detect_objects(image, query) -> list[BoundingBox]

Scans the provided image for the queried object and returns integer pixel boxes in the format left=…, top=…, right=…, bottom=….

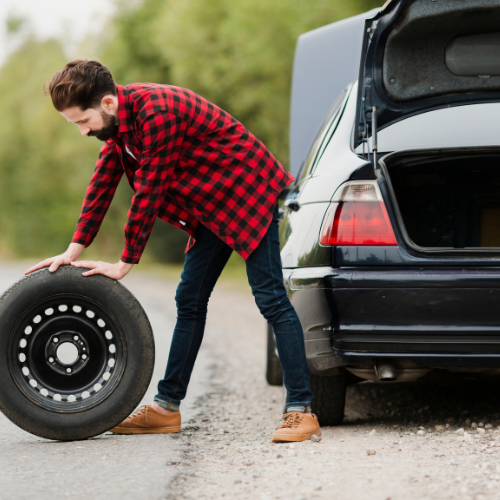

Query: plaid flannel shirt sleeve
left=121, top=112, right=182, bottom=264
left=72, top=140, right=124, bottom=248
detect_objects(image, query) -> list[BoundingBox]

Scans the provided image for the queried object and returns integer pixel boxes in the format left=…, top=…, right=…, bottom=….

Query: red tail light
left=320, top=182, right=397, bottom=246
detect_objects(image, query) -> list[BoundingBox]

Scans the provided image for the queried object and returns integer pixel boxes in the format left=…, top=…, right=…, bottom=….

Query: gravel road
left=2, top=262, right=500, bottom=500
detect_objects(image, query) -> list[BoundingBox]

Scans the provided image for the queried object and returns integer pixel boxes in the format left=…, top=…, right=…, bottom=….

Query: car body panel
left=280, top=202, right=331, bottom=268
left=329, top=268, right=500, bottom=354
left=285, top=266, right=500, bottom=373
left=283, top=267, right=344, bottom=374
left=334, top=246, right=414, bottom=266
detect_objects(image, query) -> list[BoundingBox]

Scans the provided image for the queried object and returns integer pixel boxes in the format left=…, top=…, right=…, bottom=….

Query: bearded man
left=26, top=60, right=320, bottom=442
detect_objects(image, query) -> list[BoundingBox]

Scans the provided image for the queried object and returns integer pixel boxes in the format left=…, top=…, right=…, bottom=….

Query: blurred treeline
left=0, top=0, right=379, bottom=264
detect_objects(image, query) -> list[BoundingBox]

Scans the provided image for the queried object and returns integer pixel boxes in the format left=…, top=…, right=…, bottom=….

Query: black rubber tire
left=265, top=324, right=283, bottom=386
left=0, top=266, right=155, bottom=441
left=310, top=369, right=347, bottom=426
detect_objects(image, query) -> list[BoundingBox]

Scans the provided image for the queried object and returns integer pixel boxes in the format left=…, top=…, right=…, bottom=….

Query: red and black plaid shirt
left=72, top=84, right=294, bottom=264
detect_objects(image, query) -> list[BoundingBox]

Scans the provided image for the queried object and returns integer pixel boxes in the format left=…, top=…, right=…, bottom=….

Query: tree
left=0, top=39, right=104, bottom=259
left=0, top=0, right=381, bottom=263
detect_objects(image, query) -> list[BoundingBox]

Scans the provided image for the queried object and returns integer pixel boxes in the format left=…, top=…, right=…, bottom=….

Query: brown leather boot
left=110, top=405, right=181, bottom=434
left=272, top=412, right=321, bottom=442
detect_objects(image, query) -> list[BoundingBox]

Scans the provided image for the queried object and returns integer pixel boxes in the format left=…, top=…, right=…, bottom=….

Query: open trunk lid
left=355, top=0, right=500, bottom=150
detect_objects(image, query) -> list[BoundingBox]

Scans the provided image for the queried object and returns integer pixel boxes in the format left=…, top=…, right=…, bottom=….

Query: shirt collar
left=116, top=85, right=134, bottom=135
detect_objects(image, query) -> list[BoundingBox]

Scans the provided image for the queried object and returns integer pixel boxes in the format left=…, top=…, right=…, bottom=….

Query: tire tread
left=266, top=325, right=283, bottom=386
left=310, top=370, right=346, bottom=426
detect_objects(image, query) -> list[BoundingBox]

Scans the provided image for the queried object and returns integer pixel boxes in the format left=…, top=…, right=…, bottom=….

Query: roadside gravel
left=159, top=273, right=500, bottom=500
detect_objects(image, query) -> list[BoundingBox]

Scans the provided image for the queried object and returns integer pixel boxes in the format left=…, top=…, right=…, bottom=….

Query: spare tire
left=0, top=266, right=155, bottom=441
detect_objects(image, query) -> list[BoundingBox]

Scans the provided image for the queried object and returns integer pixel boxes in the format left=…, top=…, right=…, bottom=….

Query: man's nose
left=78, top=125, right=91, bottom=136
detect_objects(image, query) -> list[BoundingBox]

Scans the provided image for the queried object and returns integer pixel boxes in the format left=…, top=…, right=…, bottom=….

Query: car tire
left=0, top=266, right=155, bottom=441
left=310, top=369, right=346, bottom=426
left=281, top=370, right=346, bottom=426
left=266, top=324, right=283, bottom=386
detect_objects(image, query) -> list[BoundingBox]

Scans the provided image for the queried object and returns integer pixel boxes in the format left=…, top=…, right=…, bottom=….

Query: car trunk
left=383, top=150, right=500, bottom=250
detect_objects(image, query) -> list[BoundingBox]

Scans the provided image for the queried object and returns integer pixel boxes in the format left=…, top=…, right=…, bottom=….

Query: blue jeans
left=154, top=204, right=314, bottom=412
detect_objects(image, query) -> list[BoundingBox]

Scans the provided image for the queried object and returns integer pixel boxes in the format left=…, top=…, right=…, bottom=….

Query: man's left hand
left=71, top=260, right=134, bottom=280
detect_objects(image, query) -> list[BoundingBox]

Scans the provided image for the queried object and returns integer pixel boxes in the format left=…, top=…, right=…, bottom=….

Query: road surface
left=2, top=262, right=500, bottom=500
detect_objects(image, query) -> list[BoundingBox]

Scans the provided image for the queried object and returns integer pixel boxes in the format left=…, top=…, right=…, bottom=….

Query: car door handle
left=284, top=199, right=301, bottom=212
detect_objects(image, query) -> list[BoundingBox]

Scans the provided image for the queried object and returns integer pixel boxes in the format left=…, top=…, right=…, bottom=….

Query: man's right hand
left=25, top=243, right=85, bottom=275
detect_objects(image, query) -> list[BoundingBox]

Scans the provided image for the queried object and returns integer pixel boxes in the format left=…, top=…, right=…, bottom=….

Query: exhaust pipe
left=375, top=362, right=397, bottom=382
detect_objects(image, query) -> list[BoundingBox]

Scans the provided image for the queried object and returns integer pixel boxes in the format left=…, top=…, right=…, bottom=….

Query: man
left=26, top=60, right=320, bottom=442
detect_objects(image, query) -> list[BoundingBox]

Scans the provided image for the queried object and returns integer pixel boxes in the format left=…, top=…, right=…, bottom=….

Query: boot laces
left=278, top=412, right=303, bottom=429
left=128, top=405, right=149, bottom=420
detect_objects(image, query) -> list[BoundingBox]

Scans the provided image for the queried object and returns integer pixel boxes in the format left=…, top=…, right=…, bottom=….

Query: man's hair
left=46, top=60, right=117, bottom=112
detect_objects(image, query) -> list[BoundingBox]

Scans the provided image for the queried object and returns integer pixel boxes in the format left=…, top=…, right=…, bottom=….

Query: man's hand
left=70, top=260, right=134, bottom=280
left=25, top=243, right=85, bottom=275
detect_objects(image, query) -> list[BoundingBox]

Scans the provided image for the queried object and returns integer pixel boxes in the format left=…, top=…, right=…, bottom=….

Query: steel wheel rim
left=8, top=294, right=127, bottom=413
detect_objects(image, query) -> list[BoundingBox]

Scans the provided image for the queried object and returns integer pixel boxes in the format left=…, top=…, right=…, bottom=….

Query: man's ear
left=101, top=95, right=116, bottom=112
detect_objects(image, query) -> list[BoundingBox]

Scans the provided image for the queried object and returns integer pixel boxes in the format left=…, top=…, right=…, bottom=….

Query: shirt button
left=134, top=254, right=138, bottom=257
left=129, top=126, right=133, bottom=130
left=141, top=233, right=146, bottom=237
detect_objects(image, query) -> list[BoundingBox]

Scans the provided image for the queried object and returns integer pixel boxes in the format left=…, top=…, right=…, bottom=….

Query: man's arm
left=68, top=114, right=182, bottom=279
left=28, top=113, right=182, bottom=279
left=72, top=140, right=124, bottom=248
left=64, top=113, right=183, bottom=279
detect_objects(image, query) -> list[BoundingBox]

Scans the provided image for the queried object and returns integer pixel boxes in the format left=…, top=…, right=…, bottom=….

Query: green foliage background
left=0, top=0, right=379, bottom=264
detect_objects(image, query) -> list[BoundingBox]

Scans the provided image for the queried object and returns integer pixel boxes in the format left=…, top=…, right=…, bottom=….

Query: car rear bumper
left=285, top=266, right=500, bottom=373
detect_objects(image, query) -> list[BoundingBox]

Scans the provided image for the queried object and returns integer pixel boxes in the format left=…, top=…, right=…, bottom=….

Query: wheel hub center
left=46, top=332, right=90, bottom=375
left=56, top=342, right=79, bottom=365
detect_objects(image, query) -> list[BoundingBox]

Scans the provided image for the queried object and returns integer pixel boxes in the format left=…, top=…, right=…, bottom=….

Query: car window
left=310, top=87, right=352, bottom=177
left=295, top=87, right=349, bottom=184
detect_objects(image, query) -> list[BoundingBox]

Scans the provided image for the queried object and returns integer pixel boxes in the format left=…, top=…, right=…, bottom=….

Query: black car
left=266, top=0, right=500, bottom=425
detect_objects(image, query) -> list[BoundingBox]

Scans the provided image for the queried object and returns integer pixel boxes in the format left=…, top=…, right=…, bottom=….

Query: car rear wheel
left=310, top=369, right=346, bottom=426
left=0, top=266, right=155, bottom=441
left=282, top=369, right=346, bottom=426
left=266, top=325, right=283, bottom=386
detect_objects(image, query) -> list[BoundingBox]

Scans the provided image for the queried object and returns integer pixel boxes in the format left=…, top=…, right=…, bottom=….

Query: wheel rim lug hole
left=53, top=338, right=58, bottom=343
left=66, top=368, right=71, bottom=374
left=49, top=357, right=54, bottom=363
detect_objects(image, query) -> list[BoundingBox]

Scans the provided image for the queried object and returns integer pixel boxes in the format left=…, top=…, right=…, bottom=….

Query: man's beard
left=88, top=111, right=117, bottom=142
